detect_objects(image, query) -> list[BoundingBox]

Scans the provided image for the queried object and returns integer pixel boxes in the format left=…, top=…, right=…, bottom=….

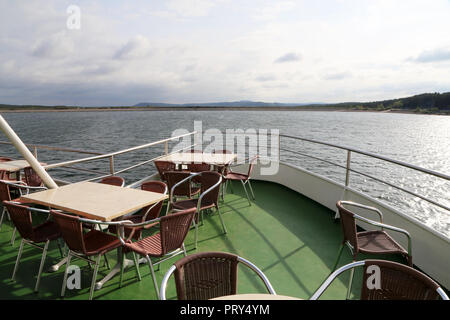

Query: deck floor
left=0, top=180, right=405, bottom=300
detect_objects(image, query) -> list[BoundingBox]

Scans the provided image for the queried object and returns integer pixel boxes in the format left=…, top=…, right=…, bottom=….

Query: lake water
left=1, top=110, right=449, bottom=237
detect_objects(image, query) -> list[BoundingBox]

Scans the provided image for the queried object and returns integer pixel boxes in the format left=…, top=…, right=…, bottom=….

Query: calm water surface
left=1, top=110, right=449, bottom=237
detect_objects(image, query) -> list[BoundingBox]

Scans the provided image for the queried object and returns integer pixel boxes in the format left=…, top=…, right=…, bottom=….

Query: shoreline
left=0, top=106, right=448, bottom=115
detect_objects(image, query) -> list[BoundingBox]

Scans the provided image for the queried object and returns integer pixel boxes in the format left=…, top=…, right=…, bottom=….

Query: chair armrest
left=170, top=172, right=201, bottom=204
left=237, top=256, right=276, bottom=295
left=160, top=265, right=177, bottom=300
left=354, top=214, right=412, bottom=255
left=340, top=201, right=383, bottom=223
left=116, top=218, right=161, bottom=245
left=197, top=175, right=222, bottom=212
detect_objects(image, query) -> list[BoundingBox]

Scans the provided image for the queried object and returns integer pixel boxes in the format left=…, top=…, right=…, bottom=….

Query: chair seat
left=357, top=231, right=408, bottom=255
left=124, top=233, right=162, bottom=257
left=83, top=230, right=121, bottom=256
left=172, top=198, right=215, bottom=211
left=31, top=220, right=61, bottom=243
left=223, top=172, right=248, bottom=181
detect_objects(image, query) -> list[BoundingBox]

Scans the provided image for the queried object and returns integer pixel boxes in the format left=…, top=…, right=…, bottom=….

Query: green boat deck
left=0, top=180, right=406, bottom=300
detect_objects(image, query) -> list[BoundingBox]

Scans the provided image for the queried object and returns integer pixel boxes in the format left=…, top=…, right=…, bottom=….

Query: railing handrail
left=280, top=134, right=450, bottom=181
left=0, top=140, right=103, bottom=155
left=43, top=131, right=196, bottom=170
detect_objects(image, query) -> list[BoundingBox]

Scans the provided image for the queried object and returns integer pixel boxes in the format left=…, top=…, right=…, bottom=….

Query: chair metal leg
left=146, top=256, right=159, bottom=298
left=34, top=240, right=49, bottom=292
left=194, top=218, right=199, bottom=249
left=331, top=243, right=345, bottom=272
left=10, top=227, right=16, bottom=246
left=247, top=180, right=255, bottom=200
left=240, top=180, right=252, bottom=206
left=119, top=252, right=126, bottom=287
left=11, top=238, right=25, bottom=281
left=61, top=252, right=73, bottom=297
left=216, top=207, right=227, bottom=234
left=346, top=260, right=356, bottom=300
left=132, top=251, right=142, bottom=281
left=0, top=207, right=6, bottom=231
left=182, top=243, right=187, bottom=256
left=89, top=255, right=102, bottom=300
left=104, top=254, right=110, bottom=270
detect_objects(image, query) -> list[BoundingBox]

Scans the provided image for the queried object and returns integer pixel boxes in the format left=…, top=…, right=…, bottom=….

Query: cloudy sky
left=1, top=0, right=450, bottom=106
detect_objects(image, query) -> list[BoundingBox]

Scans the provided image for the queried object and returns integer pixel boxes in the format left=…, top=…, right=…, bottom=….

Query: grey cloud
left=113, top=35, right=151, bottom=60
left=255, top=74, right=276, bottom=82
left=274, top=52, right=301, bottom=63
left=31, top=33, right=75, bottom=59
left=412, top=48, right=450, bottom=63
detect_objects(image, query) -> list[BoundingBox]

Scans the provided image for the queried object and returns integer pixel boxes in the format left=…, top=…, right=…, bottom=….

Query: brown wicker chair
left=0, top=180, right=46, bottom=245
left=23, top=166, right=44, bottom=187
left=223, top=155, right=258, bottom=205
left=165, top=171, right=200, bottom=213
left=154, top=160, right=177, bottom=182
left=50, top=210, right=123, bottom=300
left=170, top=171, right=226, bottom=248
left=334, top=200, right=413, bottom=299
left=0, top=157, right=14, bottom=181
left=160, top=251, right=276, bottom=300
left=310, top=260, right=449, bottom=300
left=108, top=181, right=167, bottom=240
left=100, top=176, right=125, bottom=187
left=118, top=207, right=197, bottom=297
left=187, top=162, right=211, bottom=184
left=3, top=201, right=63, bottom=292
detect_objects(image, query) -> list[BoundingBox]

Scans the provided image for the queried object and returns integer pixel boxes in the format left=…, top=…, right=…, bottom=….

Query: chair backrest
left=23, top=167, right=44, bottom=187
left=199, top=171, right=221, bottom=207
left=361, top=260, right=443, bottom=300
left=100, top=176, right=125, bottom=187
left=187, top=163, right=210, bottom=183
left=139, top=181, right=167, bottom=221
left=0, top=180, right=12, bottom=202
left=166, top=171, right=193, bottom=197
left=0, top=157, right=13, bottom=162
left=336, top=201, right=359, bottom=252
left=154, top=161, right=177, bottom=181
left=159, top=208, right=196, bottom=255
left=173, top=251, right=239, bottom=300
left=50, top=210, right=86, bottom=254
left=3, top=201, right=34, bottom=240
left=188, top=149, right=202, bottom=153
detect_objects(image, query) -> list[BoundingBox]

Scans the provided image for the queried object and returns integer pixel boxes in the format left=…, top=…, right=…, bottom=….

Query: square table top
left=0, top=160, right=46, bottom=172
left=157, top=152, right=237, bottom=166
left=20, top=181, right=168, bottom=222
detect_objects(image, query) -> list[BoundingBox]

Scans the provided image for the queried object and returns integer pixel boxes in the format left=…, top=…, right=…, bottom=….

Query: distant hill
left=133, top=101, right=322, bottom=107
left=1, top=92, right=449, bottom=114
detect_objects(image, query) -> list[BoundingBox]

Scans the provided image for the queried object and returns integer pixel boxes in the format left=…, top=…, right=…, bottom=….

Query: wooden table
left=20, top=181, right=168, bottom=289
left=20, top=181, right=167, bottom=222
left=158, top=152, right=237, bottom=166
left=0, top=160, right=38, bottom=172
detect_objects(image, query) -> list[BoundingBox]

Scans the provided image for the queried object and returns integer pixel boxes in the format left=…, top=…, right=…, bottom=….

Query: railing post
left=33, top=146, right=38, bottom=160
left=109, top=155, right=115, bottom=175
left=345, top=150, right=351, bottom=187
left=165, top=141, right=168, bottom=155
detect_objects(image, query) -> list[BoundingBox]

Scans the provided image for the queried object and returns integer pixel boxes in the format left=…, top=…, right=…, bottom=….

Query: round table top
left=211, top=293, right=303, bottom=300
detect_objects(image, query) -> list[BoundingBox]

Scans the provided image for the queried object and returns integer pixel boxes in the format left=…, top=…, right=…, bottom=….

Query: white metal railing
left=279, top=134, right=450, bottom=213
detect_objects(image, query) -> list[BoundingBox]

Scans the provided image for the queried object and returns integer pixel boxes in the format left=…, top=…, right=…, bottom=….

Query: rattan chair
left=187, top=162, right=211, bottom=184
left=118, top=207, right=197, bottom=297
left=3, top=201, right=63, bottom=292
left=108, top=181, right=167, bottom=240
left=334, top=200, right=413, bottom=299
left=0, top=180, right=47, bottom=245
left=100, top=176, right=125, bottom=187
left=23, top=166, right=44, bottom=187
left=310, top=260, right=449, bottom=300
left=154, top=160, right=177, bottom=182
left=165, top=171, right=200, bottom=213
left=50, top=210, right=124, bottom=300
left=160, top=251, right=276, bottom=300
left=170, top=171, right=226, bottom=248
left=223, top=155, right=258, bottom=205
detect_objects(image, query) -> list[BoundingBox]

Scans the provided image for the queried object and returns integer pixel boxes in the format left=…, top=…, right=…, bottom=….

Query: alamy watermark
left=170, top=121, right=280, bottom=176
left=66, top=5, right=81, bottom=30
